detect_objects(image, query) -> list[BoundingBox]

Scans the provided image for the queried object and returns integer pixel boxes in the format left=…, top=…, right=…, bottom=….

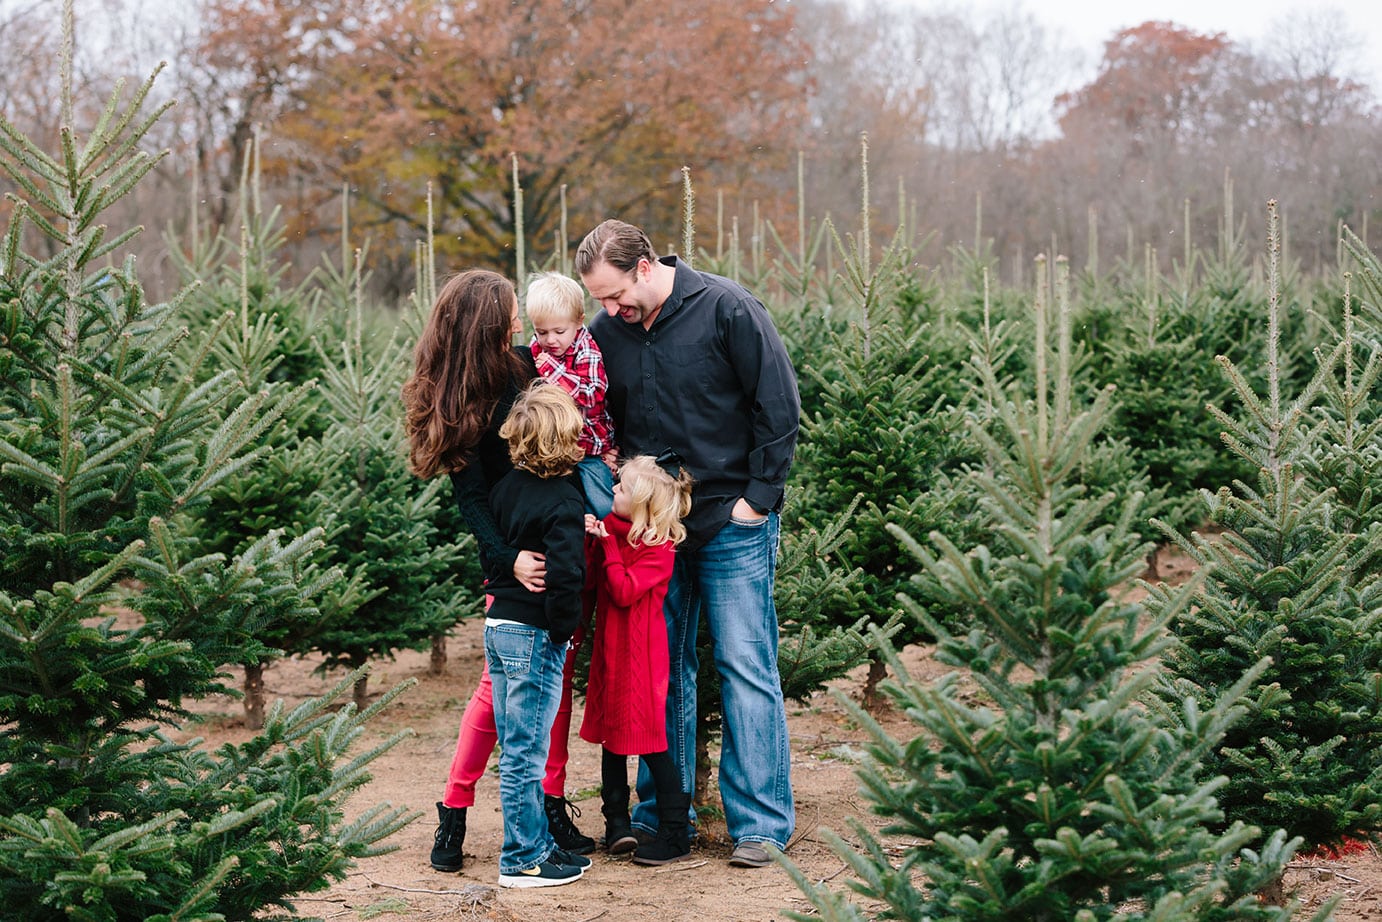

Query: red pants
left=442, top=623, right=581, bottom=808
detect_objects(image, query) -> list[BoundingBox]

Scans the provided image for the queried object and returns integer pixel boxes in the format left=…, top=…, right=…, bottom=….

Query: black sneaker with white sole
left=497, top=859, right=584, bottom=889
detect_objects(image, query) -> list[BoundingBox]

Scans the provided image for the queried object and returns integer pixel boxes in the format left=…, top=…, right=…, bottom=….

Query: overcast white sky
left=899, top=0, right=1382, bottom=89
left=14, top=0, right=1381, bottom=105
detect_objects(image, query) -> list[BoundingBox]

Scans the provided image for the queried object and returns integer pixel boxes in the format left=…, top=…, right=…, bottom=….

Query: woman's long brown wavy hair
left=403, top=270, right=526, bottom=478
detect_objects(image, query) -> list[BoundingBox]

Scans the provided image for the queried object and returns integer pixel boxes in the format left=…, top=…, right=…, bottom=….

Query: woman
left=403, top=269, right=595, bottom=872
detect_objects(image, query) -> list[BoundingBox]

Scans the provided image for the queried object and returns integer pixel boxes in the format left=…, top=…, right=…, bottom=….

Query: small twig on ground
left=288, top=897, right=347, bottom=903
left=802, top=737, right=862, bottom=753
left=784, top=898, right=823, bottom=917
left=577, top=911, right=609, bottom=922
left=653, top=859, right=708, bottom=873
left=1285, top=865, right=1361, bottom=883
left=815, top=862, right=849, bottom=885
left=358, top=873, right=497, bottom=899
left=783, top=809, right=820, bottom=852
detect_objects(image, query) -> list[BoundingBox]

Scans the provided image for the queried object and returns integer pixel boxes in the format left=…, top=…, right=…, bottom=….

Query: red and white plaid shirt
left=530, top=326, right=616, bottom=457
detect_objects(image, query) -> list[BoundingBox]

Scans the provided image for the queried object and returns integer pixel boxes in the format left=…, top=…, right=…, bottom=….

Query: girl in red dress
left=580, top=455, right=694, bottom=865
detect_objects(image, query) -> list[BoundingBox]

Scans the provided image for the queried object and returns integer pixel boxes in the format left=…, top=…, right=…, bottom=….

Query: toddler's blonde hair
left=499, top=381, right=584, bottom=478
left=618, top=455, right=694, bottom=547
left=525, top=271, right=586, bottom=325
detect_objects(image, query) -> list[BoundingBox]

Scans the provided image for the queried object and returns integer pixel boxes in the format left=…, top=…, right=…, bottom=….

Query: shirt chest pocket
left=656, top=335, right=726, bottom=382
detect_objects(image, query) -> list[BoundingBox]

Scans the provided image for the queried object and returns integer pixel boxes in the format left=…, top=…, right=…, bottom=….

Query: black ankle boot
left=430, top=802, right=466, bottom=872
left=544, top=794, right=597, bottom=855
left=632, top=792, right=691, bottom=866
left=601, top=785, right=638, bottom=854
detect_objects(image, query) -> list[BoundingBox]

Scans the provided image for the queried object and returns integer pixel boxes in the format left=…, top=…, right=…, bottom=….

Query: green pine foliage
left=779, top=260, right=1329, bottom=921
left=789, top=223, right=981, bottom=702
left=1153, top=206, right=1382, bottom=857
left=166, top=169, right=373, bottom=729
left=168, top=158, right=340, bottom=566
left=757, top=171, right=845, bottom=426
left=169, top=192, right=359, bottom=727
left=1342, top=227, right=1382, bottom=330
left=171, top=202, right=330, bottom=420
left=0, top=46, right=415, bottom=920
left=1089, top=282, right=1250, bottom=536
left=1081, top=217, right=1256, bottom=539
left=757, top=491, right=874, bottom=702
left=1306, top=279, right=1382, bottom=599
left=1085, top=187, right=1320, bottom=537
left=307, top=307, right=473, bottom=707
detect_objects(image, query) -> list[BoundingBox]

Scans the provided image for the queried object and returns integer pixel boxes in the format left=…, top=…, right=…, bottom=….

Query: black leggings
left=602, top=747, right=679, bottom=796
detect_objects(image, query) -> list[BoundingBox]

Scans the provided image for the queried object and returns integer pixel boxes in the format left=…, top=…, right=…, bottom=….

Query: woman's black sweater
left=447, top=349, right=537, bottom=583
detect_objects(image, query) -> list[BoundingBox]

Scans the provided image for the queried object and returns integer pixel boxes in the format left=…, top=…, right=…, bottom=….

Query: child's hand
left=601, top=449, right=619, bottom=473
left=534, top=351, right=556, bottom=372
left=584, top=514, right=607, bottom=538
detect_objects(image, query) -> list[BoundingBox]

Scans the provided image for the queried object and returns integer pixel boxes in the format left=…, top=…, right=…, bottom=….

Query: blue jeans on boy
left=577, top=456, right=614, bottom=519
left=631, top=511, right=795, bottom=850
left=485, top=622, right=569, bottom=874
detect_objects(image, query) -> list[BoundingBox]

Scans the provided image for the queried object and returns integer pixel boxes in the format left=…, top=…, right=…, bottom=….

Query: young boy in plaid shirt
left=524, top=272, right=618, bottom=518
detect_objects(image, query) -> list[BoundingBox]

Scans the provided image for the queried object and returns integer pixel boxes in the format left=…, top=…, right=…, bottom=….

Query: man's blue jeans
left=631, top=512, right=795, bottom=850
left=485, top=622, right=568, bottom=874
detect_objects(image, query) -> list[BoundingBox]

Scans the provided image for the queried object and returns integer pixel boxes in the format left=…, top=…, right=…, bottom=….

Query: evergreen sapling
left=791, top=214, right=979, bottom=708
left=171, top=181, right=357, bottom=728
left=1152, top=204, right=1382, bottom=865
left=308, top=281, right=471, bottom=709
left=0, top=36, right=416, bottom=919
left=780, top=252, right=1326, bottom=921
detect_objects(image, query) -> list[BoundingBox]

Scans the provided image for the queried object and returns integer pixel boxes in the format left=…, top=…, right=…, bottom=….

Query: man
left=576, top=219, right=799, bottom=869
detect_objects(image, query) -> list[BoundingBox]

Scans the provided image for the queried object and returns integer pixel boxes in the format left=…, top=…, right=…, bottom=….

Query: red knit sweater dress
left=578, top=513, right=674, bottom=756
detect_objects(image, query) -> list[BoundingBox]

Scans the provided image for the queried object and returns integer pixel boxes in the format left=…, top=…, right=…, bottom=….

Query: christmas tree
left=788, top=187, right=981, bottom=708
left=780, top=252, right=1327, bottom=921
left=170, top=151, right=355, bottom=728
left=1153, top=204, right=1382, bottom=865
left=0, top=28, right=413, bottom=918
left=307, top=278, right=472, bottom=709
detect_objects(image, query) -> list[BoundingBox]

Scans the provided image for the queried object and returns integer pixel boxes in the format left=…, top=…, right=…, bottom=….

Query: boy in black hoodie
left=485, top=381, right=590, bottom=888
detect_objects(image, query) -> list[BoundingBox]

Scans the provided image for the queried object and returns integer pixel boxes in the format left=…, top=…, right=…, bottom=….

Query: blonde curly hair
left=498, top=381, right=584, bottom=478
left=617, top=455, right=694, bottom=547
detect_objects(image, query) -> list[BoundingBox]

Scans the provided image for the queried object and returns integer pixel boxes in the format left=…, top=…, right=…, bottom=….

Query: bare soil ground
left=178, top=578, right=1382, bottom=922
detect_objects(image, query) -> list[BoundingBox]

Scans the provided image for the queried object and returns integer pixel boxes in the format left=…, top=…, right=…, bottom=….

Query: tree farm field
left=171, top=547, right=1382, bottom=922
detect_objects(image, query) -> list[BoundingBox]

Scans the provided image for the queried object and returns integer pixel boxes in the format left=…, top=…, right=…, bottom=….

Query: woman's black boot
left=429, top=802, right=466, bottom=872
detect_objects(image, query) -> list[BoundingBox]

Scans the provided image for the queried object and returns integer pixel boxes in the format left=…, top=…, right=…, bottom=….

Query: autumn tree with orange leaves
left=1040, top=18, right=1379, bottom=273
left=194, top=0, right=810, bottom=284
left=1056, top=21, right=1239, bottom=158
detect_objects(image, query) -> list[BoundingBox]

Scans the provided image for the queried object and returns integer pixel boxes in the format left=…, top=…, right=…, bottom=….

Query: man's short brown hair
left=575, top=219, right=658, bottom=276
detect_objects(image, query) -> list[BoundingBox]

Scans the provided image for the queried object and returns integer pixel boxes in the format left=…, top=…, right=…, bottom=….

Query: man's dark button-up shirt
left=590, top=256, right=800, bottom=550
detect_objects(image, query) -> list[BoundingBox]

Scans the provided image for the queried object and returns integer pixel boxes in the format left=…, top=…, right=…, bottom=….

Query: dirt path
left=180, top=618, right=1380, bottom=921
